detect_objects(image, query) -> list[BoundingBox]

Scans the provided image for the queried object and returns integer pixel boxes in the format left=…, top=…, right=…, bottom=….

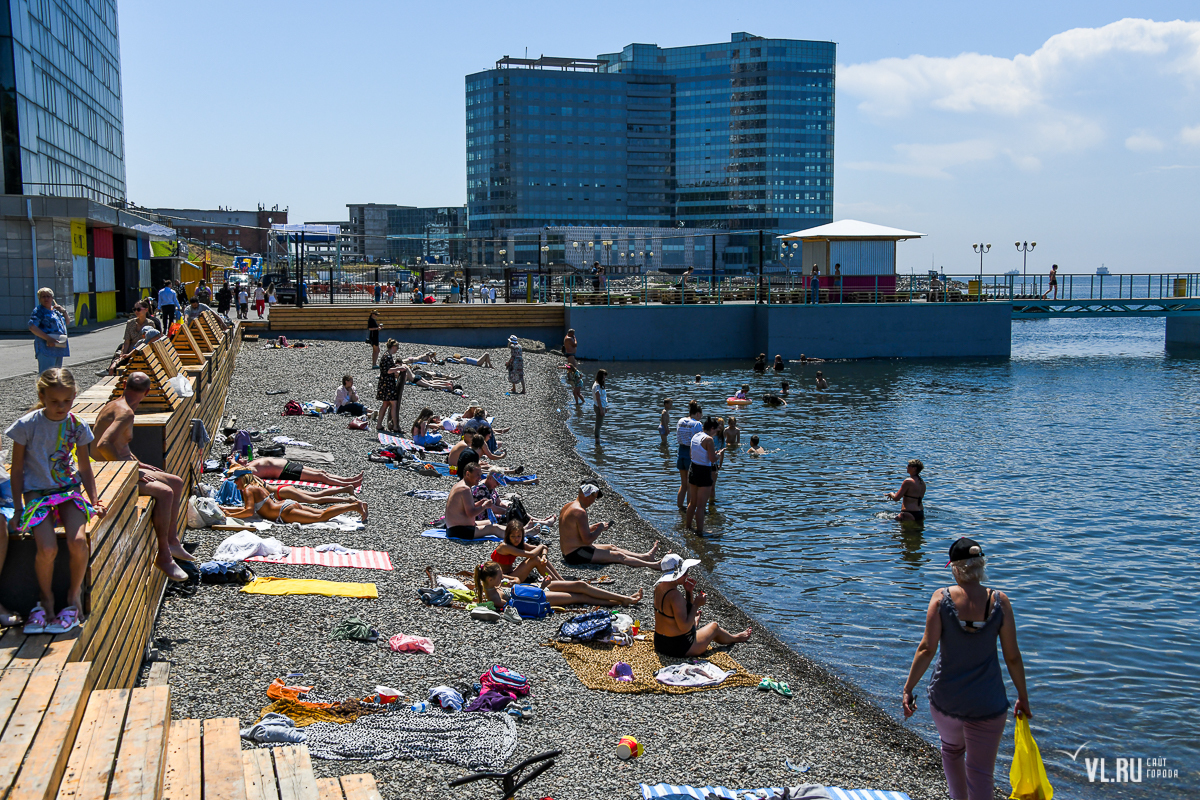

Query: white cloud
left=841, top=19, right=1200, bottom=119
left=1125, top=131, right=1165, bottom=151
left=1182, top=125, right=1200, bottom=146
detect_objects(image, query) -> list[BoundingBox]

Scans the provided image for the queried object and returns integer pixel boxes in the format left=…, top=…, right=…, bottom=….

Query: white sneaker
left=502, top=605, right=523, bottom=624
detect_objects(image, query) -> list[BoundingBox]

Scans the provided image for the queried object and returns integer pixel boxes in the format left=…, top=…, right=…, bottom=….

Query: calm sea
left=565, top=316, right=1198, bottom=799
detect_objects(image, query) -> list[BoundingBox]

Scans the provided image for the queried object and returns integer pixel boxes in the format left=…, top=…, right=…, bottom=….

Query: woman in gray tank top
left=901, top=537, right=1032, bottom=800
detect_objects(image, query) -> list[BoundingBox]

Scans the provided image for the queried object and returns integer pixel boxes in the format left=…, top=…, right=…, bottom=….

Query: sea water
left=565, top=316, right=1198, bottom=799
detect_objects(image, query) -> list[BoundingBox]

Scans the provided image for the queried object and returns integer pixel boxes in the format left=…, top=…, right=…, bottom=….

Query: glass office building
left=465, top=32, right=834, bottom=261
left=0, top=0, right=126, bottom=201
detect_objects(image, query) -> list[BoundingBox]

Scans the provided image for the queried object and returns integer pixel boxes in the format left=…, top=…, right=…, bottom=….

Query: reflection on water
left=566, top=317, right=1199, bottom=799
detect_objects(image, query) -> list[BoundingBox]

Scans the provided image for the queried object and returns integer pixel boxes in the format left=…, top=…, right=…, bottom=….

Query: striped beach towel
left=265, top=480, right=362, bottom=495
left=377, top=432, right=425, bottom=452
left=245, top=547, right=393, bottom=570
left=639, top=785, right=911, bottom=800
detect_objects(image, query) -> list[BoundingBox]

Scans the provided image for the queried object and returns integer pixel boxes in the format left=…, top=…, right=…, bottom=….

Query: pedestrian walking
left=27, top=288, right=70, bottom=373
left=157, top=280, right=179, bottom=328
left=505, top=334, right=525, bottom=394
left=1042, top=264, right=1059, bottom=300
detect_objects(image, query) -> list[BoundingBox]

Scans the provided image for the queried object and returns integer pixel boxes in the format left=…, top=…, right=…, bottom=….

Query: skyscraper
left=465, top=32, right=834, bottom=245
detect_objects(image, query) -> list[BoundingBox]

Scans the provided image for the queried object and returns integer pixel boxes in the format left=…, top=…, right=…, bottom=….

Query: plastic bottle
left=410, top=701, right=429, bottom=713
left=246, top=442, right=253, bottom=460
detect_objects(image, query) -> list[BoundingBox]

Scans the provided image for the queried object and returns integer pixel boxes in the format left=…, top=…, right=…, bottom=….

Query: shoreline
left=146, top=336, right=953, bottom=800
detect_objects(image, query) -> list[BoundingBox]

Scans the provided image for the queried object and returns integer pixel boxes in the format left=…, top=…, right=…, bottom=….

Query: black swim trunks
left=654, top=627, right=697, bottom=658
left=447, top=525, right=476, bottom=539
left=688, top=464, right=713, bottom=487
left=907, top=508, right=925, bottom=523
left=563, top=545, right=597, bottom=565
left=280, top=460, right=304, bottom=481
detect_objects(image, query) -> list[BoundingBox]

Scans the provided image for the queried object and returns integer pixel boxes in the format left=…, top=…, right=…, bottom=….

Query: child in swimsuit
left=725, top=416, right=741, bottom=446
left=735, top=384, right=749, bottom=400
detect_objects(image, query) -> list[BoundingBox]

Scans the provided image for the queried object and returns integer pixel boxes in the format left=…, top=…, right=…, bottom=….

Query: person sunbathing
left=447, top=352, right=493, bottom=368
left=473, top=472, right=551, bottom=525
left=399, top=364, right=457, bottom=391
left=491, top=519, right=564, bottom=582
left=474, top=560, right=643, bottom=610
left=235, top=456, right=362, bottom=489
left=653, top=557, right=750, bottom=657
left=221, top=471, right=367, bottom=524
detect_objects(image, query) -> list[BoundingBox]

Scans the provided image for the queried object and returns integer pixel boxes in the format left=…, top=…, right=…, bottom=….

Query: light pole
left=602, top=240, right=613, bottom=269
left=1015, top=241, right=1036, bottom=296
left=972, top=242, right=991, bottom=297
left=539, top=244, right=549, bottom=301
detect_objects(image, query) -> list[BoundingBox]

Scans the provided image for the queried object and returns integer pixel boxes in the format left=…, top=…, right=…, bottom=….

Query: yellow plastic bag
left=1009, top=715, right=1054, bottom=800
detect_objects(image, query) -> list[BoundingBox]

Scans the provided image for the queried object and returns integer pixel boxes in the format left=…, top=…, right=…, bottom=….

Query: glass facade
left=465, top=32, right=833, bottom=244
left=386, top=206, right=467, bottom=264
left=0, top=0, right=126, bottom=201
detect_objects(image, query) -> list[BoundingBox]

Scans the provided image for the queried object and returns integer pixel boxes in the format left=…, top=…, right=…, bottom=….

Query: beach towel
left=491, top=472, right=538, bottom=486
left=422, top=529, right=502, bottom=543
left=284, top=449, right=336, bottom=464
left=377, top=432, right=425, bottom=452
left=240, top=577, right=378, bottom=598
left=301, top=708, right=517, bottom=769
left=640, top=785, right=911, bottom=800
left=266, top=479, right=363, bottom=494
left=245, top=547, right=393, bottom=570
left=405, top=489, right=449, bottom=501
left=549, top=638, right=761, bottom=695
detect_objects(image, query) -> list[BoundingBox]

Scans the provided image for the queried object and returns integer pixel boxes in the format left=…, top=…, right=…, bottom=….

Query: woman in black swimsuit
left=366, top=309, right=381, bottom=368
left=653, top=557, right=751, bottom=658
left=888, top=458, right=926, bottom=523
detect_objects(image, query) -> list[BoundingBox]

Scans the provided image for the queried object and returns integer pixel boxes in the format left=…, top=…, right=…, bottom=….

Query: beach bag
left=1009, top=716, right=1054, bottom=800
left=557, top=609, right=613, bottom=642
left=282, top=400, right=303, bottom=416
left=509, top=583, right=550, bottom=620
left=167, top=375, right=194, bottom=397
left=258, top=443, right=285, bottom=457
left=186, top=496, right=225, bottom=528
left=506, top=495, right=531, bottom=525
left=198, top=561, right=255, bottom=585
left=480, top=665, right=530, bottom=697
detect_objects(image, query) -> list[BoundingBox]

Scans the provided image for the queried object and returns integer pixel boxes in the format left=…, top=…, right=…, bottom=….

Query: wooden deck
left=266, top=304, right=565, bottom=332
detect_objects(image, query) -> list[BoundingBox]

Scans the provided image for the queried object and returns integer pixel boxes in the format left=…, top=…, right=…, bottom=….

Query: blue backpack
left=557, top=608, right=613, bottom=642
left=510, top=583, right=551, bottom=620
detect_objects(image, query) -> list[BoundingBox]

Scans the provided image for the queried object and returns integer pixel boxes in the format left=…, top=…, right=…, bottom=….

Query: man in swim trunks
left=653, top=556, right=751, bottom=658
left=445, top=462, right=505, bottom=539
left=746, top=435, right=766, bottom=455
left=762, top=393, right=787, bottom=407
left=563, top=329, right=578, bottom=366
left=234, top=456, right=362, bottom=489
left=90, top=372, right=191, bottom=582
left=887, top=458, right=926, bottom=523
left=559, top=483, right=663, bottom=568
left=815, top=371, right=828, bottom=391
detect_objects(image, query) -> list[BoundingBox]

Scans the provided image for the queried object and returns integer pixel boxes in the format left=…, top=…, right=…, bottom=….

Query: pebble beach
left=49, top=335, right=954, bottom=800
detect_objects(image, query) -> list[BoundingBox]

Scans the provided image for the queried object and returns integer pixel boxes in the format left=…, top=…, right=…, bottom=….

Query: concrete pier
left=1166, top=316, right=1200, bottom=348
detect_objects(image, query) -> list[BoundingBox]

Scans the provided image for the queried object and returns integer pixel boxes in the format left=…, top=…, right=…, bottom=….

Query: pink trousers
left=929, top=705, right=1008, bottom=800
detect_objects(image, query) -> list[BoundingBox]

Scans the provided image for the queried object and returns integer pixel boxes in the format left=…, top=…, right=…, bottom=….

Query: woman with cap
left=505, top=335, right=525, bottom=394
left=901, top=537, right=1031, bottom=800
left=653, top=557, right=751, bottom=657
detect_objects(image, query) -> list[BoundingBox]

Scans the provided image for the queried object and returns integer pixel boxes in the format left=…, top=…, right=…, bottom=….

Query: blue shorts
left=658, top=425, right=667, bottom=436
left=675, top=444, right=691, bottom=471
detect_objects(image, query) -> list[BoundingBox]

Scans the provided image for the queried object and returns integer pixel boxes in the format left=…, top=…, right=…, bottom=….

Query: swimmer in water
left=753, top=353, right=767, bottom=373
left=735, top=383, right=749, bottom=400
left=799, top=354, right=825, bottom=363
left=773, top=354, right=785, bottom=372
left=762, top=392, right=787, bottom=407
left=747, top=435, right=766, bottom=455
left=780, top=380, right=790, bottom=398
left=887, top=458, right=926, bottom=523
left=659, top=398, right=673, bottom=446
left=815, top=371, right=829, bottom=390
left=695, top=374, right=703, bottom=384
left=725, top=416, right=741, bottom=446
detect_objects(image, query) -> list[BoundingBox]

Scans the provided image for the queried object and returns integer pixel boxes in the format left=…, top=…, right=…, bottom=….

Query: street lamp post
left=972, top=242, right=991, bottom=299
left=1015, top=240, right=1036, bottom=296
left=602, top=240, right=613, bottom=269
left=539, top=244, right=549, bottom=302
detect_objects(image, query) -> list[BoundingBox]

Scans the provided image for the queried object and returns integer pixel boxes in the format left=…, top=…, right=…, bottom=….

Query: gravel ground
left=132, top=336, right=952, bottom=800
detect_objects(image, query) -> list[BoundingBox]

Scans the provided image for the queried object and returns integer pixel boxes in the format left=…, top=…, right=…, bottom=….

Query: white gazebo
left=777, top=220, right=925, bottom=290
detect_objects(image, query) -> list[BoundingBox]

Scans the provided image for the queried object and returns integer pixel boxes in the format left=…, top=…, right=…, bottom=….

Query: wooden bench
left=266, top=305, right=565, bottom=331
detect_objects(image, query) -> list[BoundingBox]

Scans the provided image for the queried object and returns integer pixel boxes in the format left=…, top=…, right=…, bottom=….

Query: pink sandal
left=23, top=603, right=47, bottom=634
left=46, top=606, right=80, bottom=634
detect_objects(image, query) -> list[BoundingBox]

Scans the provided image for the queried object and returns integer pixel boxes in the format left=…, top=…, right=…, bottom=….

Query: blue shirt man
left=28, top=289, right=70, bottom=373
left=158, top=283, right=179, bottom=327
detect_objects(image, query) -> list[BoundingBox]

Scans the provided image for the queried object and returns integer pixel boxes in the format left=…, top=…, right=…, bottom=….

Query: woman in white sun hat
left=653, top=555, right=751, bottom=657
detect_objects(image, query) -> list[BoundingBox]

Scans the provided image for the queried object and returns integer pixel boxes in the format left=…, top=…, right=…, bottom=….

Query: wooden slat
left=0, top=646, right=75, bottom=796
left=108, top=685, right=170, bottom=800
left=338, top=774, right=382, bottom=800
left=55, top=688, right=130, bottom=800
left=273, top=745, right=318, bottom=800
left=7, top=661, right=90, bottom=800
left=241, top=749, right=277, bottom=800
left=161, top=719, right=200, bottom=800
left=315, top=777, right=343, bottom=800
left=144, top=662, right=170, bottom=687
left=202, top=718, right=247, bottom=800
left=0, top=628, right=29, bottom=670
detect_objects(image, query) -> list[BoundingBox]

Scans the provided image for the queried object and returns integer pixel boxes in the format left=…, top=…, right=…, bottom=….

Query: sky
left=118, top=0, right=1200, bottom=275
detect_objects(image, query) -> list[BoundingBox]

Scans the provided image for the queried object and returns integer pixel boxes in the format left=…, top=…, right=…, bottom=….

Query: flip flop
left=0, top=611, right=23, bottom=628
left=46, top=606, right=80, bottom=634
left=23, top=603, right=47, bottom=634
left=771, top=679, right=794, bottom=699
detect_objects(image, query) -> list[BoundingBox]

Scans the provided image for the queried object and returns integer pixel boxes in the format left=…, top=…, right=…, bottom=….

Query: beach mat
left=422, top=529, right=502, bottom=543
left=641, top=784, right=912, bottom=800
left=266, top=479, right=362, bottom=495
left=550, top=638, right=760, bottom=695
left=245, top=547, right=393, bottom=570
left=240, top=577, right=378, bottom=598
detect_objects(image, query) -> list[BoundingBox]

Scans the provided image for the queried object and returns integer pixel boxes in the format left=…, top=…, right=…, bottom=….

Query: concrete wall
left=1165, top=316, right=1200, bottom=347
left=567, top=302, right=1012, bottom=360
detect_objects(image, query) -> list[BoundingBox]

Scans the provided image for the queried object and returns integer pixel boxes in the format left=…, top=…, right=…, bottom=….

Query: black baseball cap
left=946, top=537, right=985, bottom=565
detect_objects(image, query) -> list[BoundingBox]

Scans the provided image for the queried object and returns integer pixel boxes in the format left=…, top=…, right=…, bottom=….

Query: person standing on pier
left=1042, top=264, right=1059, bottom=300
left=810, top=264, right=822, bottom=304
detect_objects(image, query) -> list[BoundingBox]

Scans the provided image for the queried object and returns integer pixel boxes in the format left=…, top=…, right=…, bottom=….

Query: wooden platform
left=266, top=304, right=565, bottom=332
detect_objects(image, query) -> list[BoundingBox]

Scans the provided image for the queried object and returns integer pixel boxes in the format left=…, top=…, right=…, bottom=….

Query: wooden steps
left=267, top=304, right=565, bottom=331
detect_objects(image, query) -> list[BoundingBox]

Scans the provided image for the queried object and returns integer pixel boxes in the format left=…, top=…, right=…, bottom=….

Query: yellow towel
left=240, top=576, right=378, bottom=598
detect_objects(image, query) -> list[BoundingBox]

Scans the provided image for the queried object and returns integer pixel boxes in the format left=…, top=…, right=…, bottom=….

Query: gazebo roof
left=778, top=219, right=926, bottom=241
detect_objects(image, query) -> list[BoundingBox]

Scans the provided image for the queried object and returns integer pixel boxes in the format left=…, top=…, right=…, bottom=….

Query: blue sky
left=119, top=1, right=1200, bottom=275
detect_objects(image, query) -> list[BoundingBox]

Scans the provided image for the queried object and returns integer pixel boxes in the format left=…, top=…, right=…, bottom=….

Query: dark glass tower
left=465, top=32, right=834, bottom=242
